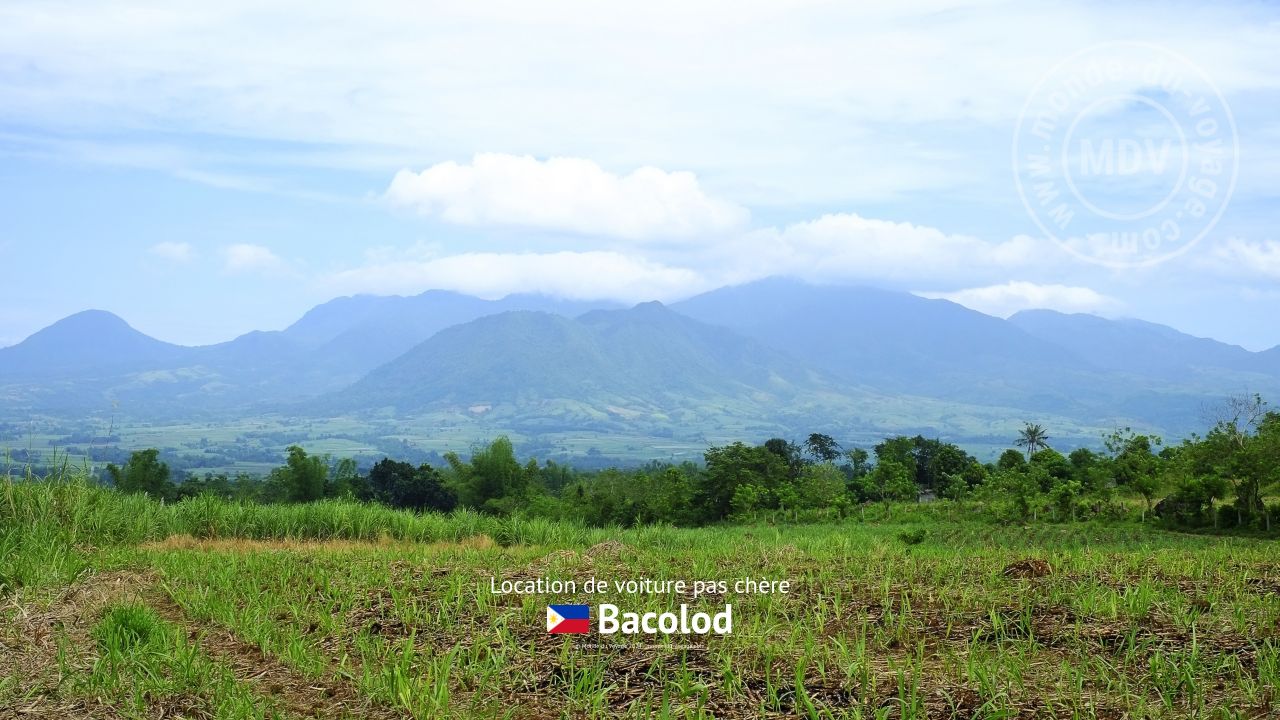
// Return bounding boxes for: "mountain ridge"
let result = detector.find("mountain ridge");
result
[327,302,827,417]
[10,284,1268,356]
[4,279,1279,439]
[1007,308,1276,378]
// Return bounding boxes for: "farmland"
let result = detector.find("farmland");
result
[1,398,1115,479]
[3,478,1280,719]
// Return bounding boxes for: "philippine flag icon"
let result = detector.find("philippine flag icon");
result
[547,604,590,634]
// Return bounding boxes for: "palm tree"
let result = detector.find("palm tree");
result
[1016,423,1050,460]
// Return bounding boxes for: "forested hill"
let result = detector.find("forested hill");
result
[3,279,1279,442]
[326,302,826,413]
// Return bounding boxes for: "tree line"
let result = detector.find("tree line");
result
[101,395,1280,531]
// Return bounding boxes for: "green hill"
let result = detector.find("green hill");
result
[330,303,824,417]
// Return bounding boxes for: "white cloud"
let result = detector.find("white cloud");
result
[1206,237,1280,279]
[723,214,1052,285]
[3,2,1277,204]
[149,241,194,263]
[317,208,1087,305]
[317,212,1076,305]
[322,250,707,303]
[385,154,747,240]
[223,243,283,274]
[916,281,1119,317]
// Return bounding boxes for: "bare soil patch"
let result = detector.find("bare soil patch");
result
[1002,558,1053,579]
[0,570,152,719]
[0,569,412,720]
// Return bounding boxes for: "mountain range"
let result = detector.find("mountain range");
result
[2,278,1277,444]
[0,292,608,414]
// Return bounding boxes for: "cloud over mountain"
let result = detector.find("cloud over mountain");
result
[323,250,707,303]
[917,281,1119,318]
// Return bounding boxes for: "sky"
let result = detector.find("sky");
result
[1,0,1278,350]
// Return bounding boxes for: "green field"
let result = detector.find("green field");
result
[2,403,1123,479]
[3,478,1279,719]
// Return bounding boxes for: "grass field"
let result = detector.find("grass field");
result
[3,479,1279,719]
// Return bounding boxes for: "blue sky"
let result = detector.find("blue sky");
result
[1,1,1277,349]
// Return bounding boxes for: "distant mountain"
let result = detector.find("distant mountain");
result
[0,310,197,415]
[304,291,614,380]
[1008,310,1270,378]
[170,290,534,404]
[673,278,1090,404]
[327,302,830,429]
[0,292,613,413]
[4,280,1279,441]
[279,294,404,348]
[192,331,309,370]
[576,301,813,392]
[673,278,1280,432]
[0,310,184,379]
[196,289,614,392]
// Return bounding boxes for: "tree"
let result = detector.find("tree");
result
[730,483,765,521]
[940,472,969,501]
[797,462,847,512]
[1016,423,1050,460]
[402,465,458,512]
[1068,447,1111,493]
[1029,448,1072,492]
[1051,480,1083,522]
[842,448,872,498]
[448,437,527,513]
[536,459,576,494]
[106,448,173,499]
[870,435,921,502]
[1157,471,1228,528]
[874,436,914,464]
[330,457,365,499]
[869,460,915,517]
[367,458,459,513]
[804,433,842,463]
[1107,431,1163,520]
[173,472,233,501]
[645,467,695,525]
[775,483,802,520]
[919,439,976,492]
[231,472,260,501]
[763,438,805,479]
[844,448,871,477]
[997,449,1027,472]
[961,458,988,491]
[368,458,415,506]
[986,468,1039,521]
[700,442,790,521]
[278,445,329,502]
[1212,395,1275,530]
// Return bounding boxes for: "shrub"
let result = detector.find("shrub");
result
[897,527,928,546]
